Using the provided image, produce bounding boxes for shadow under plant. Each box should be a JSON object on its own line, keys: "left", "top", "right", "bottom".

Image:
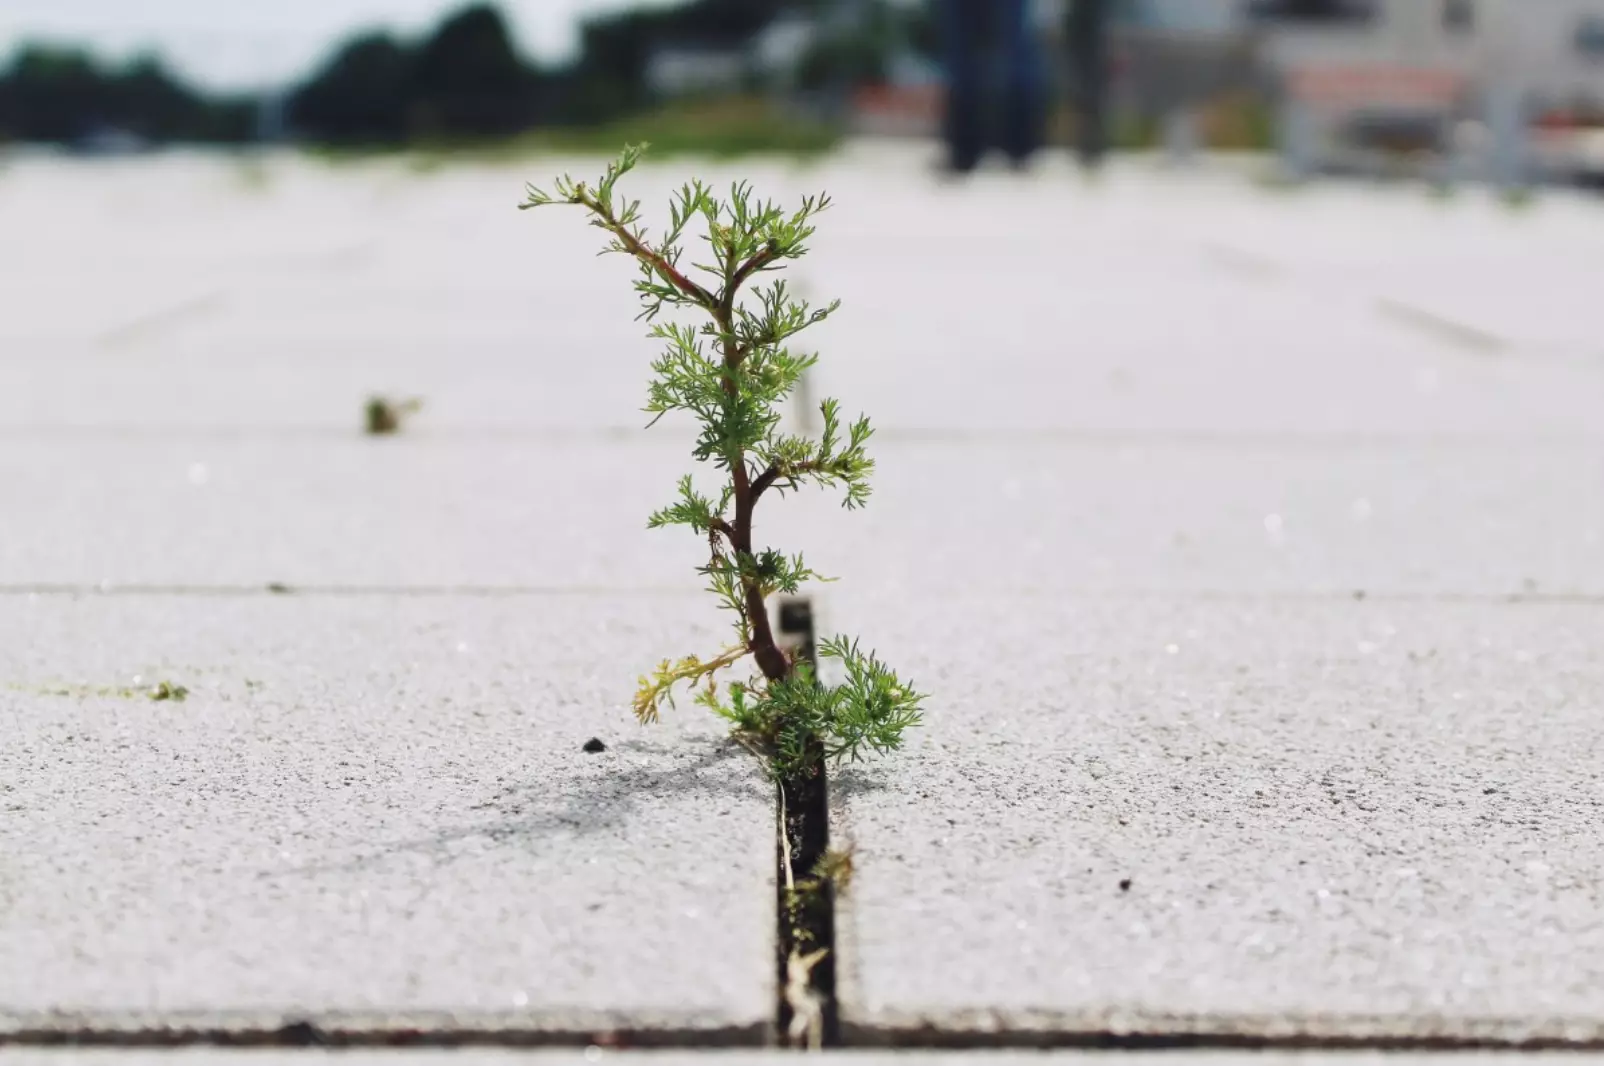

{"left": 268, "top": 736, "right": 763, "bottom": 883}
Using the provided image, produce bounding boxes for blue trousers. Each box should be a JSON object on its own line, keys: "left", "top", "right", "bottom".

{"left": 941, "top": 0, "right": 1045, "bottom": 170}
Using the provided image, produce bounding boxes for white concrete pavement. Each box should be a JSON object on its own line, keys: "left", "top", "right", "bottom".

{"left": 2, "top": 144, "right": 1601, "bottom": 1047}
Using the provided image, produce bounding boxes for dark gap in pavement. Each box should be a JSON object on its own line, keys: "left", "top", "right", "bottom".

{"left": 839, "top": 1023, "right": 1604, "bottom": 1051}
{"left": 774, "top": 596, "right": 841, "bottom": 1049}
{"left": 0, "top": 1020, "right": 766, "bottom": 1049}
{"left": 3, "top": 425, "right": 1597, "bottom": 449}
{"left": 1375, "top": 296, "right": 1509, "bottom": 356}
{"left": 3, "top": 584, "right": 1601, "bottom": 606}
{"left": 0, "top": 583, "right": 700, "bottom": 598}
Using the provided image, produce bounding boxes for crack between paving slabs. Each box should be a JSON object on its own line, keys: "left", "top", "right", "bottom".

{"left": 773, "top": 595, "right": 840, "bottom": 1050}
{"left": 0, "top": 1016, "right": 765, "bottom": 1050}
{"left": 838, "top": 1015, "right": 1604, "bottom": 1051}
{"left": 7, "top": 585, "right": 1602, "bottom": 606}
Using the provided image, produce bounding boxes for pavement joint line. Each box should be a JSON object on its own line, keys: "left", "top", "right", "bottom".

{"left": 0, "top": 583, "right": 703, "bottom": 598}
{"left": 812, "top": 588, "right": 1604, "bottom": 606}
{"left": 0, "top": 426, "right": 664, "bottom": 442}
{"left": 2, "top": 585, "right": 1599, "bottom": 606}
{"left": 838, "top": 1019, "right": 1604, "bottom": 1051}
{"left": 1, "top": 426, "right": 1599, "bottom": 449}
{"left": 0, "top": 1016, "right": 766, "bottom": 1050}
{"left": 94, "top": 290, "right": 230, "bottom": 350}
{"left": 6, "top": 1011, "right": 1604, "bottom": 1052}
{"left": 1374, "top": 297, "right": 1510, "bottom": 356}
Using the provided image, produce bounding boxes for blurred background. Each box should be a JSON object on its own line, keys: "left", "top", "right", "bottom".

{"left": 3, "top": 0, "right": 1604, "bottom": 185}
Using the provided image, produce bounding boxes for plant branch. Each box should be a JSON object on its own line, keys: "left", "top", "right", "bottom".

{"left": 577, "top": 191, "right": 716, "bottom": 309}
{"left": 751, "top": 463, "right": 782, "bottom": 500}
{"left": 727, "top": 240, "right": 782, "bottom": 301}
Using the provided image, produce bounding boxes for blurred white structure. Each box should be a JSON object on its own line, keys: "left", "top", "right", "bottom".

{"left": 642, "top": 46, "right": 750, "bottom": 97}
{"left": 1201, "top": 0, "right": 1604, "bottom": 183}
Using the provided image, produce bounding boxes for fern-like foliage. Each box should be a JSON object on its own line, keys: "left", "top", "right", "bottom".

{"left": 523, "top": 144, "right": 923, "bottom": 776}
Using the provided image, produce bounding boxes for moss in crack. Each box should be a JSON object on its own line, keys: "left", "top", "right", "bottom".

{"left": 148, "top": 680, "right": 190, "bottom": 702}
{"left": 778, "top": 786, "right": 849, "bottom": 1051}
{"left": 14, "top": 680, "right": 189, "bottom": 701}
{"left": 783, "top": 847, "right": 852, "bottom": 954}
{"left": 520, "top": 144, "right": 925, "bottom": 781}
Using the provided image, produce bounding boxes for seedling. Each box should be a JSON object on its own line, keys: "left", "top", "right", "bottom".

{"left": 521, "top": 145, "right": 923, "bottom": 780}
{"left": 148, "top": 681, "right": 189, "bottom": 702}
{"left": 364, "top": 395, "right": 422, "bottom": 435}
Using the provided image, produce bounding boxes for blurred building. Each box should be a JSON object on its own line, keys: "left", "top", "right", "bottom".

{"left": 1085, "top": 0, "right": 1604, "bottom": 177}
{"left": 1248, "top": 0, "right": 1604, "bottom": 177}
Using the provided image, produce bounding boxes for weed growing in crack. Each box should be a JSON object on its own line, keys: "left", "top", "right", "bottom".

{"left": 365, "top": 395, "right": 422, "bottom": 435}
{"left": 520, "top": 144, "right": 924, "bottom": 781}
{"left": 784, "top": 848, "right": 852, "bottom": 954}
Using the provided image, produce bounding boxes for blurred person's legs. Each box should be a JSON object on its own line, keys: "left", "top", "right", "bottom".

{"left": 998, "top": 0, "right": 1045, "bottom": 166}
{"left": 1068, "top": 0, "right": 1108, "bottom": 169}
{"left": 940, "top": 0, "right": 987, "bottom": 173}
{"left": 941, "top": 0, "right": 1044, "bottom": 173}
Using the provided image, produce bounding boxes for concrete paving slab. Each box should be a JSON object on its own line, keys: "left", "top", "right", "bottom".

{"left": 0, "top": 436, "right": 702, "bottom": 590}
{"left": 0, "top": 596, "right": 773, "bottom": 1039}
{"left": 12, "top": 263, "right": 1598, "bottom": 438}
{"left": 804, "top": 232, "right": 1604, "bottom": 440}
{"left": 1166, "top": 180, "right": 1604, "bottom": 366}
{"left": 801, "top": 159, "right": 1604, "bottom": 440}
{"left": 792, "top": 439, "right": 1604, "bottom": 600}
{"left": 823, "top": 592, "right": 1604, "bottom": 1042}
{"left": 7, "top": 154, "right": 1599, "bottom": 439}
{"left": 3, "top": 436, "right": 1597, "bottom": 599}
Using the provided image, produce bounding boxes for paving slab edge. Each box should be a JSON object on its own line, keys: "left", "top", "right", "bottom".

{"left": 0, "top": 1012, "right": 768, "bottom": 1049}
{"left": 838, "top": 1011, "right": 1604, "bottom": 1050}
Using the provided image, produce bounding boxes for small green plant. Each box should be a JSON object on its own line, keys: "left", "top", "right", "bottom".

{"left": 364, "top": 395, "right": 422, "bottom": 435}
{"left": 521, "top": 145, "right": 923, "bottom": 779}
{"left": 148, "top": 680, "right": 189, "bottom": 702}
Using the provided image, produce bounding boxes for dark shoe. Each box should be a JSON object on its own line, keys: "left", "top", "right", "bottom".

{"left": 935, "top": 152, "right": 980, "bottom": 180}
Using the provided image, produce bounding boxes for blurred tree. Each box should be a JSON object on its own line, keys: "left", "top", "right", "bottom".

{"left": 0, "top": 45, "right": 108, "bottom": 142}
{"left": 289, "top": 4, "right": 546, "bottom": 143}
{"left": 406, "top": 4, "right": 538, "bottom": 136}
{"left": 288, "top": 32, "right": 411, "bottom": 142}
{"left": 0, "top": 0, "right": 922, "bottom": 147}
{"left": 572, "top": 0, "right": 794, "bottom": 116}
{"left": 106, "top": 55, "right": 204, "bottom": 139}
{"left": 0, "top": 45, "right": 250, "bottom": 145}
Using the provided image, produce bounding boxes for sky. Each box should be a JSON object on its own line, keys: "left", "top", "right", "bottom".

{"left": 0, "top": 0, "right": 680, "bottom": 91}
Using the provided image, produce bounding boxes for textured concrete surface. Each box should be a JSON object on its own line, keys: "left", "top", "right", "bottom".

{"left": 6, "top": 152, "right": 1601, "bottom": 439}
{"left": 804, "top": 164, "right": 1604, "bottom": 439}
{"left": 807, "top": 439, "right": 1604, "bottom": 600}
{"left": 6, "top": 147, "right": 1603, "bottom": 1046}
{"left": 0, "top": 596, "right": 772, "bottom": 1037}
{"left": 825, "top": 592, "right": 1604, "bottom": 1041}
{"left": 0, "top": 436, "right": 702, "bottom": 591}
{"left": 3, "top": 437, "right": 1599, "bottom": 598}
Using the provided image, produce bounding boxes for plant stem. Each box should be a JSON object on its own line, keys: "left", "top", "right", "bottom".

{"left": 717, "top": 295, "right": 790, "bottom": 684}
